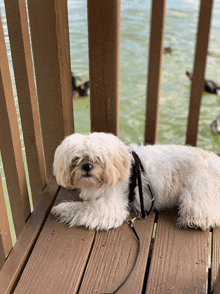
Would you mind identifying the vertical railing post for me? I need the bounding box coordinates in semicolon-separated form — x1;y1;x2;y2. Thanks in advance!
0;233;5;270
27;0;74;178
4;0;46;206
145;0;167;145
0;174;12;263
0;14;29;237
88;0;121;136
186;0;213;146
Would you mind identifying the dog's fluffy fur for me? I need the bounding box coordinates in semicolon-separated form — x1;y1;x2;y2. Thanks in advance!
52;132;220;231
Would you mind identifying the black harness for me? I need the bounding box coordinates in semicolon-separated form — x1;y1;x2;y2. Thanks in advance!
128;151;154;219
108;151;155;294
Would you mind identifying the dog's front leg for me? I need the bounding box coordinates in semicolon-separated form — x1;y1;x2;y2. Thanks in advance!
51;196;129;231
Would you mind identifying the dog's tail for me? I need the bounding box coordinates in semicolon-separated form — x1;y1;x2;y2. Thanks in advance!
212;266;220;294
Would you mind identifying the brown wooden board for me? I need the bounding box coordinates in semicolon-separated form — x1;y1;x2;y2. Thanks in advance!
4;0;46;205
145;209;210;293
0;177;59;294
211;227;220;291
145;0;167;145
88;0;121;135
0;13;30;236
27;0;74;178
0;174;13;258
0;233;5;271
13;188;96;294
186;0;213;146
79;212;155;294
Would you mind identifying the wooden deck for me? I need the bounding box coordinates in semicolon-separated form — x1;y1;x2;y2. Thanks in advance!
1;177;219;294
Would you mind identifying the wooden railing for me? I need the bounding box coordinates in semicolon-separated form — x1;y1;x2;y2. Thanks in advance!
0;0;214;272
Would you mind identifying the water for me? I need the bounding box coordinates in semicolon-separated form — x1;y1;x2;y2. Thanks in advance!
1;0;220;152
68;0;220;153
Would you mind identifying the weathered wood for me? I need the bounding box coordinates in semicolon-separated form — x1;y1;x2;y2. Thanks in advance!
145;209;210;293
4;0;46;206
88;0;121;135
27;0;74;178
0;13;30;237
0;174;13;259
211;227;220;292
186;0;213;146
79;212;155;294
0;177;59;294
144;0;167;144
13;188;96;294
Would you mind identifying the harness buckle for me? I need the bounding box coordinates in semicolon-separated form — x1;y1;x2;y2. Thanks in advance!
136;213;148;220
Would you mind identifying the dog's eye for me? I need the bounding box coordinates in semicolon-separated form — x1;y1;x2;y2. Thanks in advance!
73;157;80;162
95;157;101;163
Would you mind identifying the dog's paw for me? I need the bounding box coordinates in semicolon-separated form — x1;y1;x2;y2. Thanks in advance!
51;200;128;230
51;201;82;225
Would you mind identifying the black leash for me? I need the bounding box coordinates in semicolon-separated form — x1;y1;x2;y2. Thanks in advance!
105;151;154;294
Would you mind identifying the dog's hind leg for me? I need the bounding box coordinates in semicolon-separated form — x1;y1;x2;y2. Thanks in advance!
176;185;213;230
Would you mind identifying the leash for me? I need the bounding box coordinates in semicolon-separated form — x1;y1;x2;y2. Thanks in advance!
105;151;154;294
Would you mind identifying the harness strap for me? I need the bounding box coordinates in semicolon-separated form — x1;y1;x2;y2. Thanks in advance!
131;151;146;218
131;151;154;218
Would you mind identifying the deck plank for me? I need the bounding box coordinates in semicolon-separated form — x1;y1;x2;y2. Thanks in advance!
13;188;96;294
145;209;210;294
0;177;59;294
79;212;155;294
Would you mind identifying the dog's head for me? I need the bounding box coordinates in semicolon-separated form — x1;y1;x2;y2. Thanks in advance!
53;132;131;190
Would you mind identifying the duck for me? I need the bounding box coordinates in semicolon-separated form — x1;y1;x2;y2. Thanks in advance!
164;47;172;54
186;71;220;95
71;72;90;97
211;114;220;134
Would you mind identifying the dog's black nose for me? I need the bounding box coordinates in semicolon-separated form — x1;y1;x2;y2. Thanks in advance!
82;163;93;172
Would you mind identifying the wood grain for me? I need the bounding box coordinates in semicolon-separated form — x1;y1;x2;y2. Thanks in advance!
145;209;210;293
0;13;29;236
4;0;46;205
186;0;213;146
13;188;96;294
79;212;155;294
145;0;167;144
0;177;59;294
0;174;13;258
27;0;74;178
88;0;121;135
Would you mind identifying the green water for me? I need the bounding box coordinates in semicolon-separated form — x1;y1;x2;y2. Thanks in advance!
69;0;220;153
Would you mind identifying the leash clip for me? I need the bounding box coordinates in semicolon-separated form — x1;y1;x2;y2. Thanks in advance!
127;216;137;227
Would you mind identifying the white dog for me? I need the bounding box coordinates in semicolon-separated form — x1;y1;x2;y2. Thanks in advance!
52;132;220;231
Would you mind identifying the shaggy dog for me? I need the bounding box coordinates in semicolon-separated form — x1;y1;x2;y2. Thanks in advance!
52;132;220;231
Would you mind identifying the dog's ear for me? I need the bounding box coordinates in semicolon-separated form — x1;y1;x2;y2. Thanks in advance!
53;147;71;188
104;141;131;186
